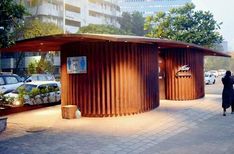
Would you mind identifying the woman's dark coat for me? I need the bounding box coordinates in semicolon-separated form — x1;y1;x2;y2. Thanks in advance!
222;76;234;109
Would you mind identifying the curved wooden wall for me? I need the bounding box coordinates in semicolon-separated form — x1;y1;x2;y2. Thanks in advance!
61;42;159;117
164;48;204;100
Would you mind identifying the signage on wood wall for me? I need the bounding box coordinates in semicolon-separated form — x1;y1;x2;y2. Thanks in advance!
67;56;87;74
176;65;192;77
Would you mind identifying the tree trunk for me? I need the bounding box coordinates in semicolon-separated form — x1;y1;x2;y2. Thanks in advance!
14;52;24;74
0;53;2;72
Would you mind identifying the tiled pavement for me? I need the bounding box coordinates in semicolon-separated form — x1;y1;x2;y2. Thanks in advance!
0;94;234;154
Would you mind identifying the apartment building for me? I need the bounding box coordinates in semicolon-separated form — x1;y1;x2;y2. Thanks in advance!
1;0;120;74
67;0;120;33
118;0;192;17
20;0;120;33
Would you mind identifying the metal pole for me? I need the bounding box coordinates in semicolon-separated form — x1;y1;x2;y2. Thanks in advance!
63;0;66;34
0;52;2;72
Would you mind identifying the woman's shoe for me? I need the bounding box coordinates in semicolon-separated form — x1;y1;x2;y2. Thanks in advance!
223;112;226;116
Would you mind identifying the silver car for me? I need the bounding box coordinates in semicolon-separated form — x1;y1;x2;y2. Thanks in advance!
24;74;56;82
0;74;23;94
5;81;61;106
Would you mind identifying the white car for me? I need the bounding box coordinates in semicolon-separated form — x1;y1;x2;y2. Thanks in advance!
205;72;216;85
24;74;56;82
218;69;226;77
5;81;61;106
0;74;24;94
208;70;219;77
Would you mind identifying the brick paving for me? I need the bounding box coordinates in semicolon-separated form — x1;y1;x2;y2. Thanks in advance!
0;94;233;154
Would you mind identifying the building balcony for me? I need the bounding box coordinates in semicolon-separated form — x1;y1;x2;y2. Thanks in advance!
65;11;81;21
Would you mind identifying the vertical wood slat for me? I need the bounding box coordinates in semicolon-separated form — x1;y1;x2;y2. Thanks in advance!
164;48;204;100
61;42;159;117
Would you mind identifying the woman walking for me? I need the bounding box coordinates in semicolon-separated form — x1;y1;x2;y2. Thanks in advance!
222;70;234;116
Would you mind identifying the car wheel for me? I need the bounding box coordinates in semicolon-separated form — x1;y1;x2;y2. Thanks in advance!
24;103;31;106
213;80;215;84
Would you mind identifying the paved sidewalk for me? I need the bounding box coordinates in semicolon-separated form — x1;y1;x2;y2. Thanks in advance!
0;94;234;154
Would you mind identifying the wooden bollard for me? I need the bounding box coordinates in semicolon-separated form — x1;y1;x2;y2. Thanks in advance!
61;105;77;119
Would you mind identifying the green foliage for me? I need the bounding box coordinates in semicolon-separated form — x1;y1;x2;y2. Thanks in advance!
36;59;54;74
0;0;27;48
28;61;37;74
22;19;63;39
144;3;223;48
0;93;14;106
119;12;132;34
17;86;27;104
119;12;145;36
27;59;54;74
48;86;58;93
0;85;59;106
78;11;145;36
28;88;40;98
205;56;234;73
14;20;61;74
131;12;145;36
17;86;58;105
78;24;126;35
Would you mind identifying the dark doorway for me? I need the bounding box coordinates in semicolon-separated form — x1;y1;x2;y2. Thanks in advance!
159;52;166;99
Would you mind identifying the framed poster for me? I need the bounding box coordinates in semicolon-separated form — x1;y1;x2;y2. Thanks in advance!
67;56;87;74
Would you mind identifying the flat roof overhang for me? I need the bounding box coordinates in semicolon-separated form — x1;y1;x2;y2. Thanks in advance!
0;34;231;57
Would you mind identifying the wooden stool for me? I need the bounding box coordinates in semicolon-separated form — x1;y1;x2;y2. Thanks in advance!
61;105;77;119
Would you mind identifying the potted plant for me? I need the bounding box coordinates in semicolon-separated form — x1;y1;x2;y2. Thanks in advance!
0;93;12;132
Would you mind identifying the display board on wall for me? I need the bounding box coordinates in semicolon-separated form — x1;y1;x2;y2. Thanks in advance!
67;56;87;74
175;65;191;77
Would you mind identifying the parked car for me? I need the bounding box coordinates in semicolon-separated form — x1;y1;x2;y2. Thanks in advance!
0;73;24;94
25;74;56;82
218;69;226;76
208;70;219;77
205;72;216;85
5;81;61;106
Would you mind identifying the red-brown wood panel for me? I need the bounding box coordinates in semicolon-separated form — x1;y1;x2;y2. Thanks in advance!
164;48;204;100
61;42;159;117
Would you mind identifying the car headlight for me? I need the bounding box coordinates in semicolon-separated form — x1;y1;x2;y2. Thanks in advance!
13;100;22;106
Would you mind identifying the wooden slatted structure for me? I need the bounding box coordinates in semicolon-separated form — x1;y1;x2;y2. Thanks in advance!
61;42;159;117
0;34;230;117
163;48;204;100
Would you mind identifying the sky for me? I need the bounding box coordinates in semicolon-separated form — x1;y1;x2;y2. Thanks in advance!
192;0;234;51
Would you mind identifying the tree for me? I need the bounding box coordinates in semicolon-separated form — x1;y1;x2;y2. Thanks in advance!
22;19;63;39
15;19;63;74
78;24;127;35
27;59;54;75
119;12;133;34
144;3;223;48
0;0;26;48
131;12;145;36
205;56;230;71
205;52;234;73
28;61;37;74
118;12;145;36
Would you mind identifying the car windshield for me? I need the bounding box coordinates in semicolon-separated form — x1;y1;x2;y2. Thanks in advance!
29;74;55;81
209;71;216;73
13;84;37;93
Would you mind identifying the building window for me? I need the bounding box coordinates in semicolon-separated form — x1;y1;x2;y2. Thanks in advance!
65;19;81;27
65;4;81;13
